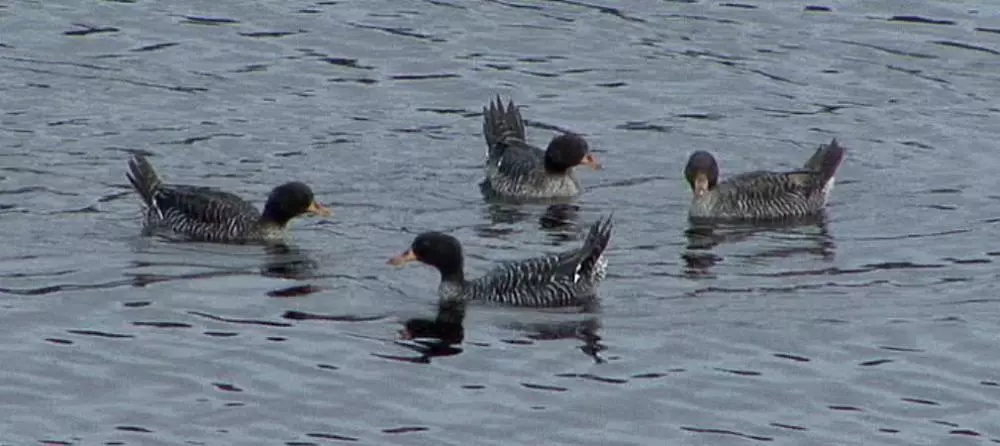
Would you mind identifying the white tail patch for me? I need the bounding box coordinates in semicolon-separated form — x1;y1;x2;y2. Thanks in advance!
822;176;836;204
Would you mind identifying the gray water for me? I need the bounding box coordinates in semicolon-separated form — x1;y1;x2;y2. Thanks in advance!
2;0;1000;444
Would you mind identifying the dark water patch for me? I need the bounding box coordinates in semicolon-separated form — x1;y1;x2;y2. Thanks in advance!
716;368;762;377
382;426;429;434
328;77;378;85
828;405;863;412
901;397;939;406
721;3;758;9
267;336;286;341
115;425;152;433
281;310;385;323
748;69;805;86
0;269;75;279
320;57;374;70
596;81;626;88
675;113;725;120
521;382;567;392
632;372;672;379
0;279;133;296
317;364;339;371
213;382;243;392
680;426;773;442
950;429;981;436
861;261;944;270
770;422;808;431
182;16;240;26
804;5;831;12
773;353;809;362
555;372;628;384
835;40;937;59
943;257;990;265
615;121;671;132
976;27;1000;35
888;16;956;25
188;311;293;328
48;118;90;126
67;330;134;339
133;321;192;329
881;345;924;353
886;65;949;84
931;41;1000;56
859;359;893;367
203;331;238;337
347;22;439;41
162;133;244;146
240;31;301;38
388;73;459;81
547;0;646;23
267;285;323;298
45;338;73;345
64;24;120;36
130;42;180;53
305;432;360;441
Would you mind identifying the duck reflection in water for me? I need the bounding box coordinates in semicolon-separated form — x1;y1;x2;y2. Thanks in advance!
382;299;467;363
260;243;322;298
478;202;583;245
500;315;606;364
683;214;836;275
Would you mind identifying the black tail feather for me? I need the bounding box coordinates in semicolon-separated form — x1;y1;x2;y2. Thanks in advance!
126;153;162;209
482;95;526;155
803;138;846;185
577;213;614;278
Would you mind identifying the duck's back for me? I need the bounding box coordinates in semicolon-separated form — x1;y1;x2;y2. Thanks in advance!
450;216;613;307
148;185;263;242
704;170;825;219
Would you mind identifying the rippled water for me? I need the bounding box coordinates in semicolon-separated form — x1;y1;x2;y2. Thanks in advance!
2;0;1000;444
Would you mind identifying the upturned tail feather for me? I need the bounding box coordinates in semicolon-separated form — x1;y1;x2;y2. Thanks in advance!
576;214;614;278
126;153;162;209
803;139;846;186
482;95;526;156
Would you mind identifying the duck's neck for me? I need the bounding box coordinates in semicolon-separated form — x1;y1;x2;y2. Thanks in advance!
260;202;293;227
438;266;465;285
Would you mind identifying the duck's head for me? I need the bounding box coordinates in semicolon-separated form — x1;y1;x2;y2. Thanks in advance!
684;151;719;198
544;133;601;173
261;182;331;226
388;231;464;280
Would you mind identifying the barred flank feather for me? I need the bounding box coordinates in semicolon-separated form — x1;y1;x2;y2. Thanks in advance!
126;154;268;243
452;214;614;308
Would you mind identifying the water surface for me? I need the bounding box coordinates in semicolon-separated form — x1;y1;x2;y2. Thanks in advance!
2;0;1000;444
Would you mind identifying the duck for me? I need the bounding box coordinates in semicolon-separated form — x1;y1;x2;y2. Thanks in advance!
480;95;602;201
684;139;846;221
126;153;331;243
388;215;614;309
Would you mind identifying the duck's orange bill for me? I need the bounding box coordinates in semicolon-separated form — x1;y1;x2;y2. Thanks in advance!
307;201;332;217
582;153;602;170
387;249;418;266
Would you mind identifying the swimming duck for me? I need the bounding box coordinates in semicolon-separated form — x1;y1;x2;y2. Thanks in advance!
684;139;846;220
480;96;601;201
388;215;614;308
126;153;330;243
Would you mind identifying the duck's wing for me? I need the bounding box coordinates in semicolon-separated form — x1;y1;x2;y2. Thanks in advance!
467;215;614;307
714;169;828;219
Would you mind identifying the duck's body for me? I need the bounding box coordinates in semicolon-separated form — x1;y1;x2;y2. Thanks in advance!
389;215;614;309
685;139;846;221
126;154;330;244
479;96;601;201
